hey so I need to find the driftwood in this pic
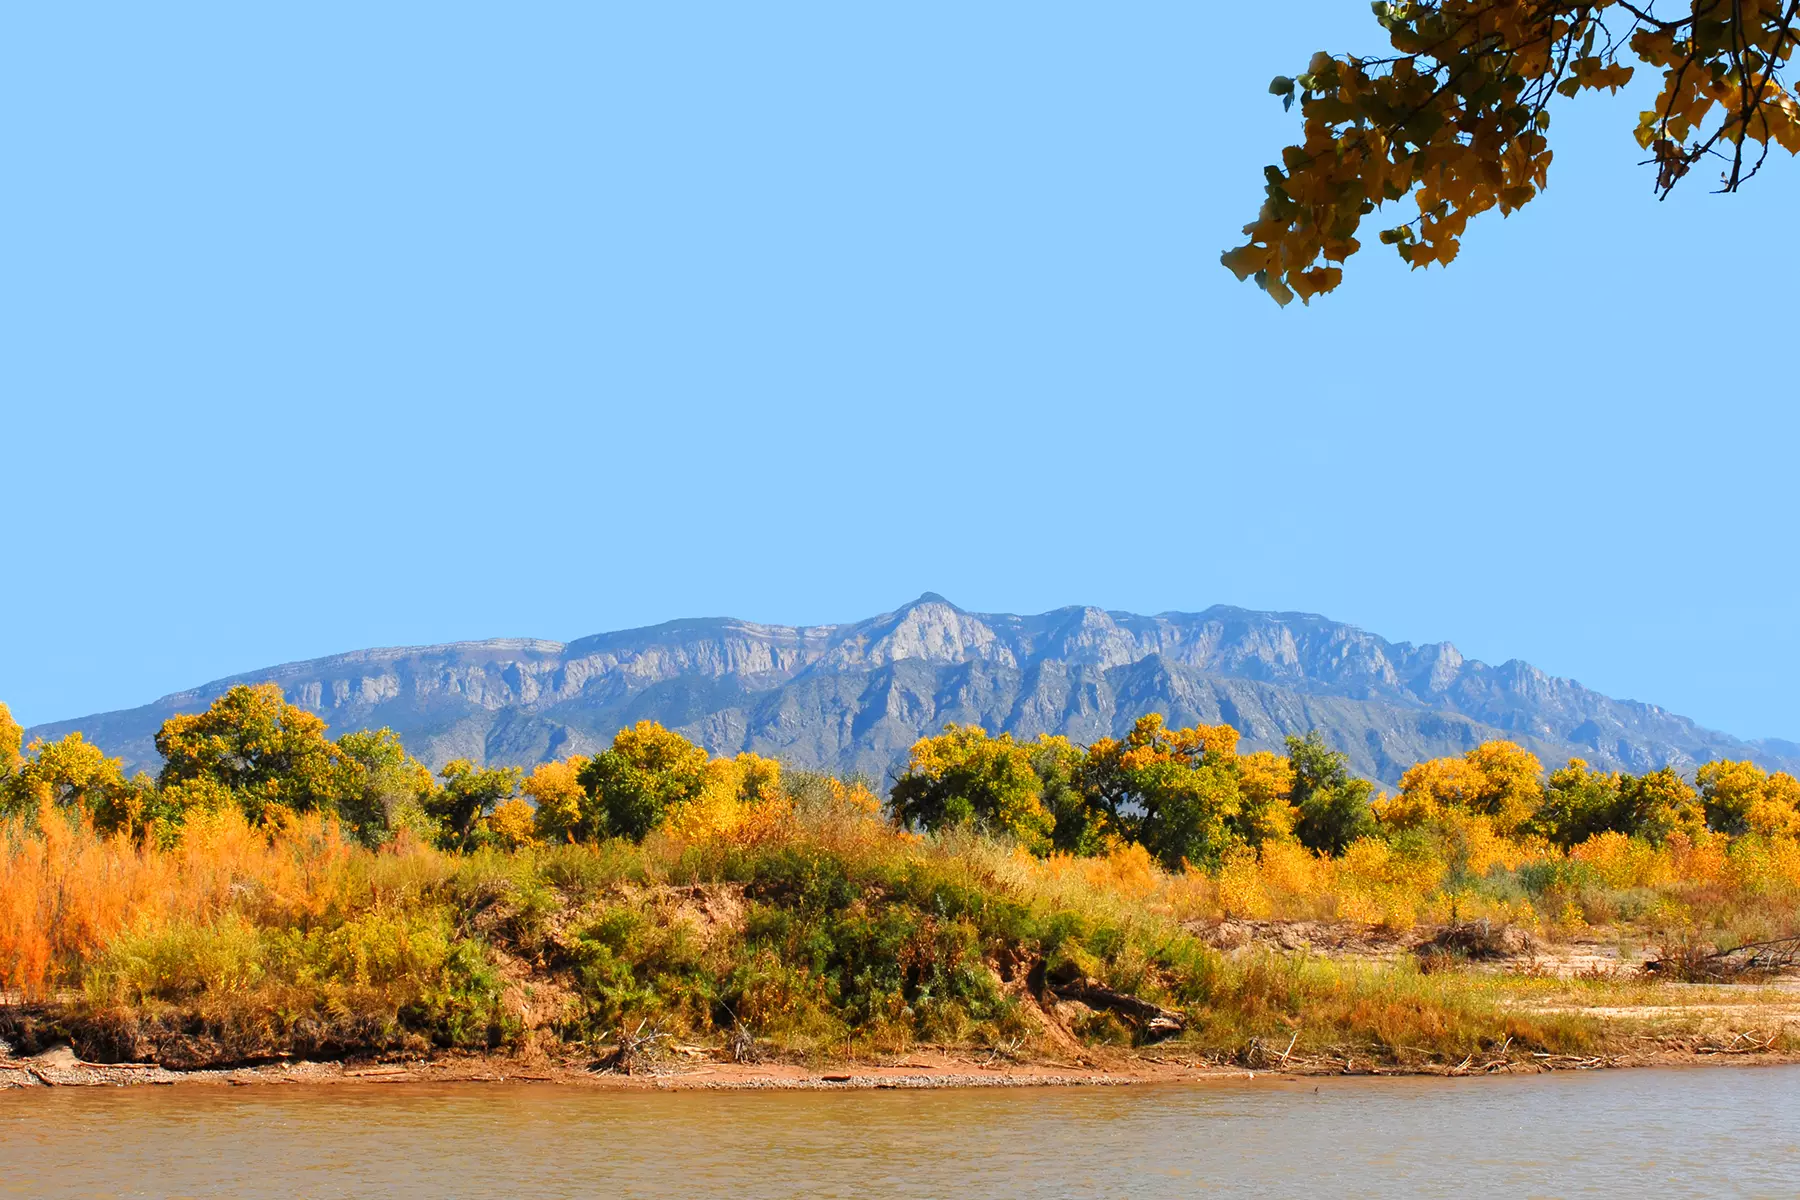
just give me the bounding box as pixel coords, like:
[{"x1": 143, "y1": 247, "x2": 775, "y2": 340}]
[
  {"x1": 728, "y1": 1021, "x2": 763, "y2": 1065},
  {"x1": 1647, "y1": 935, "x2": 1800, "y2": 981},
  {"x1": 1694, "y1": 1030, "x2": 1780, "y2": 1055},
  {"x1": 596, "y1": 1020, "x2": 670, "y2": 1075},
  {"x1": 1029, "y1": 961, "x2": 1186, "y2": 1042}
]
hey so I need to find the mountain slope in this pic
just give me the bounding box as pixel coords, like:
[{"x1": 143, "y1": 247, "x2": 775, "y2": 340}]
[{"x1": 27, "y1": 596, "x2": 1798, "y2": 786}]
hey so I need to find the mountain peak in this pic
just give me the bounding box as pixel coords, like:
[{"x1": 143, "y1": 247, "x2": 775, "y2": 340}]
[{"x1": 25, "y1": 601, "x2": 1797, "y2": 787}]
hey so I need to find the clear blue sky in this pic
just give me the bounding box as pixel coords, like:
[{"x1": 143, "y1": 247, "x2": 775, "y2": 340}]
[{"x1": 3, "y1": 3, "x2": 1795, "y2": 740}]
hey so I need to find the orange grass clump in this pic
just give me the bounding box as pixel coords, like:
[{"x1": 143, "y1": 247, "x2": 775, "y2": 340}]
[{"x1": 0, "y1": 803, "x2": 394, "y2": 999}]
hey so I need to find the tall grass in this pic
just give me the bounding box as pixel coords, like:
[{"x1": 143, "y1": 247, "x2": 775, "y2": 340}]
[{"x1": 4, "y1": 793, "x2": 1789, "y2": 1069}]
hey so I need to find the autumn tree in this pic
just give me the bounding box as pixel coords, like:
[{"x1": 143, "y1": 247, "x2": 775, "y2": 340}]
[
  {"x1": 1227, "y1": 1, "x2": 1800, "y2": 305},
  {"x1": 664, "y1": 750, "x2": 791, "y2": 841},
  {"x1": 523, "y1": 756, "x2": 591, "y2": 843},
  {"x1": 1616, "y1": 765, "x2": 1707, "y2": 843},
  {"x1": 1080, "y1": 714, "x2": 1248, "y2": 871},
  {"x1": 155, "y1": 684, "x2": 359, "y2": 823},
  {"x1": 575, "y1": 721, "x2": 711, "y2": 842},
  {"x1": 1696, "y1": 758, "x2": 1800, "y2": 836},
  {"x1": 0, "y1": 702, "x2": 21, "y2": 780},
  {"x1": 1388, "y1": 740, "x2": 1544, "y2": 833},
  {"x1": 1286, "y1": 732, "x2": 1379, "y2": 855},
  {"x1": 427, "y1": 759, "x2": 524, "y2": 849},
  {"x1": 1534, "y1": 758, "x2": 1707, "y2": 845},
  {"x1": 890, "y1": 725, "x2": 1055, "y2": 854},
  {"x1": 0, "y1": 732, "x2": 155, "y2": 834},
  {"x1": 335, "y1": 727, "x2": 436, "y2": 846},
  {"x1": 1533, "y1": 758, "x2": 1626, "y2": 846},
  {"x1": 486, "y1": 796, "x2": 540, "y2": 849}
]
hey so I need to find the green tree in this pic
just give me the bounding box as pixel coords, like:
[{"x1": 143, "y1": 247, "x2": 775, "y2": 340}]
[
  {"x1": 1533, "y1": 760, "x2": 1706, "y2": 847},
  {"x1": 1286, "y1": 732, "x2": 1377, "y2": 856},
  {"x1": 1615, "y1": 765, "x2": 1706, "y2": 845},
  {"x1": 574, "y1": 721, "x2": 711, "y2": 842},
  {"x1": 1532, "y1": 759, "x2": 1625, "y2": 848},
  {"x1": 1033, "y1": 735, "x2": 1107, "y2": 855},
  {"x1": 890, "y1": 725, "x2": 1056, "y2": 854},
  {"x1": 335, "y1": 727, "x2": 435, "y2": 846},
  {"x1": 1079, "y1": 715, "x2": 1244, "y2": 871},
  {"x1": 426, "y1": 759, "x2": 523, "y2": 849},
  {"x1": 155, "y1": 684, "x2": 359, "y2": 823}
]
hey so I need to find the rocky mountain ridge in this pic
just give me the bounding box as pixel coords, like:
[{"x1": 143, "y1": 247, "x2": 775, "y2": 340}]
[{"x1": 28, "y1": 595, "x2": 1799, "y2": 786}]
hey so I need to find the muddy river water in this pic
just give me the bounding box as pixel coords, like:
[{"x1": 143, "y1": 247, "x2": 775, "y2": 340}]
[{"x1": 4, "y1": 1066, "x2": 1798, "y2": 1198}]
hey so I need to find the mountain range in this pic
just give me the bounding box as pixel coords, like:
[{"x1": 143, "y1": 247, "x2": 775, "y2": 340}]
[{"x1": 27, "y1": 595, "x2": 1800, "y2": 787}]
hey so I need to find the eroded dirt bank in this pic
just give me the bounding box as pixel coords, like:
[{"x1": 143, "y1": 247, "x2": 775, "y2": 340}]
[{"x1": 8, "y1": 1042, "x2": 1800, "y2": 1093}]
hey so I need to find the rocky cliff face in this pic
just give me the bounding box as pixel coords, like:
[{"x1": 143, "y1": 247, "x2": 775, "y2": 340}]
[{"x1": 28, "y1": 595, "x2": 1799, "y2": 786}]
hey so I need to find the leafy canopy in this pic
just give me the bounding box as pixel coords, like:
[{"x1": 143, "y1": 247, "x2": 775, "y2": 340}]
[
  {"x1": 890, "y1": 725, "x2": 1056, "y2": 854},
  {"x1": 1226, "y1": 1, "x2": 1800, "y2": 305},
  {"x1": 428, "y1": 760, "x2": 524, "y2": 849},
  {"x1": 0, "y1": 732, "x2": 154, "y2": 835},
  {"x1": 0, "y1": 702, "x2": 21, "y2": 779},
  {"x1": 894, "y1": 715, "x2": 1305, "y2": 870},
  {"x1": 575, "y1": 720, "x2": 711, "y2": 842},
  {"x1": 155, "y1": 683, "x2": 361, "y2": 823},
  {"x1": 1287, "y1": 732, "x2": 1379, "y2": 855}
]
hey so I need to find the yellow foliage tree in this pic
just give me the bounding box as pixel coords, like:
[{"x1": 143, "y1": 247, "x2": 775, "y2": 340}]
[
  {"x1": 1389, "y1": 741, "x2": 1543, "y2": 832},
  {"x1": 890, "y1": 725, "x2": 1055, "y2": 854},
  {"x1": 1228, "y1": 1, "x2": 1800, "y2": 305},
  {"x1": 0, "y1": 701, "x2": 21, "y2": 780},
  {"x1": 486, "y1": 797, "x2": 540, "y2": 849},
  {"x1": 1385, "y1": 756, "x2": 1484, "y2": 828},
  {"x1": 523, "y1": 756, "x2": 589, "y2": 843},
  {"x1": 1697, "y1": 759, "x2": 1800, "y2": 837},
  {"x1": 1236, "y1": 749, "x2": 1299, "y2": 846},
  {"x1": 664, "y1": 751, "x2": 791, "y2": 841},
  {"x1": 155, "y1": 684, "x2": 359, "y2": 824},
  {"x1": 4, "y1": 733, "x2": 156, "y2": 836},
  {"x1": 1464, "y1": 740, "x2": 1546, "y2": 831}
]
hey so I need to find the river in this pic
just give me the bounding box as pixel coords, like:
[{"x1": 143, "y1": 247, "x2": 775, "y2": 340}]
[{"x1": 4, "y1": 1067, "x2": 1798, "y2": 1197}]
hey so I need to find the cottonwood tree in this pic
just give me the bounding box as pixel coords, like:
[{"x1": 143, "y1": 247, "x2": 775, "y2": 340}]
[
  {"x1": 0, "y1": 702, "x2": 21, "y2": 779},
  {"x1": 156, "y1": 684, "x2": 360, "y2": 823},
  {"x1": 575, "y1": 721, "x2": 711, "y2": 842},
  {"x1": 1226, "y1": 1, "x2": 1800, "y2": 304},
  {"x1": 1286, "y1": 733, "x2": 1378, "y2": 855},
  {"x1": 0, "y1": 731, "x2": 147, "y2": 830},
  {"x1": 428, "y1": 760, "x2": 524, "y2": 849},
  {"x1": 890, "y1": 725, "x2": 1056, "y2": 854}
]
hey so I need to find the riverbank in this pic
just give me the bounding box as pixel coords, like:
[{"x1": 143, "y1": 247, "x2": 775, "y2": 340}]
[
  {"x1": 9, "y1": 767, "x2": 1800, "y2": 1087},
  {"x1": 9, "y1": 921, "x2": 1800, "y2": 1093},
  {"x1": 7, "y1": 1039, "x2": 1800, "y2": 1092}
]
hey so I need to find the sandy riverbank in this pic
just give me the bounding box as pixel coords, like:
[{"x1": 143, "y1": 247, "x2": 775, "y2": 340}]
[{"x1": 7, "y1": 1039, "x2": 1799, "y2": 1093}]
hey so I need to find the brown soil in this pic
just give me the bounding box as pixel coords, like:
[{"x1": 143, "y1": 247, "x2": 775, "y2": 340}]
[
  {"x1": 9, "y1": 919, "x2": 1798, "y2": 1092},
  {"x1": 1191, "y1": 918, "x2": 1652, "y2": 977},
  {"x1": 6, "y1": 1040, "x2": 1798, "y2": 1092}
]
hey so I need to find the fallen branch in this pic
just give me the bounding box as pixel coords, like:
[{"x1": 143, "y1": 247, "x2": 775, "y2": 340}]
[{"x1": 1031, "y1": 961, "x2": 1185, "y2": 1042}]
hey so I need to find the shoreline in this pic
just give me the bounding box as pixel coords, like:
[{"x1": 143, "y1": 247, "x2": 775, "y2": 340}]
[{"x1": 7, "y1": 1044, "x2": 1799, "y2": 1093}]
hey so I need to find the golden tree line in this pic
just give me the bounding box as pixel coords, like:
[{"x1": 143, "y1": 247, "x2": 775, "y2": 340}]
[{"x1": 4, "y1": 685, "x2": 1798, "y2": 870}]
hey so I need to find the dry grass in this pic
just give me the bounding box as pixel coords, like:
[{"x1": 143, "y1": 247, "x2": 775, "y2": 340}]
[{"x1": 4, "y1": 796, "x2": 1798, "y2": 1071}]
